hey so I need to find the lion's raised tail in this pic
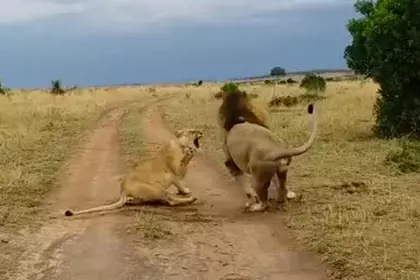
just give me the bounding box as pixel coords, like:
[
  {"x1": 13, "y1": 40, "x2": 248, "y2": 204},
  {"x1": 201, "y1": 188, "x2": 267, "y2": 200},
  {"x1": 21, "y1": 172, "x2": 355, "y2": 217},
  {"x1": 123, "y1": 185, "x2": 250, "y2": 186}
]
[
  {"x1": 265, "y1": 104, "x2": 317, "y2": 161},
  {"x1": 64, "y1": 196, "x2": 127, "y2": 217}
]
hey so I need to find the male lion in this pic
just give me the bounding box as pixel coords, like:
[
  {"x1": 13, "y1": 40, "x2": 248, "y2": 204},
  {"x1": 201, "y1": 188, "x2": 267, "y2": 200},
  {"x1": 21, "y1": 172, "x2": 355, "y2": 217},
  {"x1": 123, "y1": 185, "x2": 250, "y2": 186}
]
[
  {"x1": 218, "y1": 90, "x2": 292, "y2": 208},
  {"x1": 218, "y1": 90, "x2": 317, "y2": 212},
  {"x1": 64, "y1": 128, "x2": 203, "y2": 217}
]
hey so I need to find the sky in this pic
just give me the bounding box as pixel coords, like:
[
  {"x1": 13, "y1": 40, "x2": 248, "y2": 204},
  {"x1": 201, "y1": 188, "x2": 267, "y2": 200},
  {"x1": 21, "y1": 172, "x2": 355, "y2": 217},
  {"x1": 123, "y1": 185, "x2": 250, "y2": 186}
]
[{"x1": 0, "y1": 0, "x2": 357, "y2": 88}]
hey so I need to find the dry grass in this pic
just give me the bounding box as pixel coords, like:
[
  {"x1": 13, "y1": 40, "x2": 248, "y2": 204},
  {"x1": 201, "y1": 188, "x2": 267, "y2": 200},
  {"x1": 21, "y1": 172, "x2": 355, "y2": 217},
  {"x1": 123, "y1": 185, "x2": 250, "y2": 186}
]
[
  {"x1": 155, "y1": 80, "x2": 420, "y2": 280},
  {"x1": 119, "y1": 102, "x2": 148, "y2": 169},
  {"x1": 4, "y1": 80, "x2": 420, "y2": 279},
  {"x1": 0, "y1": 86, "x2": 158, "y2": 231}
]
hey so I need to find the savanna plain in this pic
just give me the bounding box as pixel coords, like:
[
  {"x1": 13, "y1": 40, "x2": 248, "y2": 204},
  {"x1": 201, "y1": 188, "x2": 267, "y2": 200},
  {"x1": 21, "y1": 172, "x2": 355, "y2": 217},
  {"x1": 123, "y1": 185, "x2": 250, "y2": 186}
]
[{"x1": 0, "y1": 79, "x2": 419, "y2": 280}]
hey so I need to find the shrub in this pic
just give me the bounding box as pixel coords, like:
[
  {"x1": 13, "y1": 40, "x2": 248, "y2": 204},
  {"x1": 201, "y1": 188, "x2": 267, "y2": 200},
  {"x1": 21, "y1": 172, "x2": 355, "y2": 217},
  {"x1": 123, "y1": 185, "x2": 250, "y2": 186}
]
[
  {"x1": 286, "y1": 78, "x2": 298, "y2": 84},
  {"x1": 214, "y1": 82, "x2": 245, "y2": 99},
  {"x1": 196, "y1": 80, "x2": 203, "y2": 87},
  {"x1": 269, "y1": 96, "x2": 299, "y2": 107},
  {"x1": 0, "y1": 81, "x2": 11, "y2": 95},
  {"x1": 344, "y1": 0, "x2": 420, "y2": 138},
  {"x1": 268, "y1": 93, "x2": 326, "y2": 108},
  {"x1": 299, "y1": 74, "x2": 326, "y2": 92},
  {"x1": 385, "y1": 141, "x2": 420, "y2": 173},
  {"x1": 147, "y1": 87, "x2": 157, "y2": 93},
  {"x1": 50, "y1": 80, "x2": 65, "y2": 95},
  {"x1": 220, "y1": 82, "x2": 241, "y2": 94}
]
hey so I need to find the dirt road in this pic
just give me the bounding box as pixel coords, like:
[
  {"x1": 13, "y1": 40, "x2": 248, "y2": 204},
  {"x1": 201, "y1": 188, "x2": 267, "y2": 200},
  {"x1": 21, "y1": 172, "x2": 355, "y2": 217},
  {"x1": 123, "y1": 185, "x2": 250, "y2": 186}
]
[{"x1": 10, "y1": 105, "x2": 327, "y2": 280}]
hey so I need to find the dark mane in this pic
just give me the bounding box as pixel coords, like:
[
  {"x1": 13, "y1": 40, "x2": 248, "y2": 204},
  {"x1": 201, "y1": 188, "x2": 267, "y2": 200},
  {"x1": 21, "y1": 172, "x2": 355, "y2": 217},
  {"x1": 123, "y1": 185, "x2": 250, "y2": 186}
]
[{"x1": 218, "y1": 91, "x2": 268, "y2": 131}]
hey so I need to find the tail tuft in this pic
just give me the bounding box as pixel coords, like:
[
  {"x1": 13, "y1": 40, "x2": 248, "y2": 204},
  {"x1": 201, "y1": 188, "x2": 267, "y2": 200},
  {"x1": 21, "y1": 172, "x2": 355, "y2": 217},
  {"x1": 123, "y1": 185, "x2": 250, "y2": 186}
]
[
  {"x1": 65, "y1": 210, "x2": 73, "y2": 216},
  {"x1": 307, "y1": 104, "x2": 314, "y2": 114}
]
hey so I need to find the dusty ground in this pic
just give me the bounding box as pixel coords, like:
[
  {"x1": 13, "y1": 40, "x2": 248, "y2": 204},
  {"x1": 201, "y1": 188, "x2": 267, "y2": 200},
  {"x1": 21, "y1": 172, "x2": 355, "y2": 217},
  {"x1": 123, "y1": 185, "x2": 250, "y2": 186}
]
[
  {"x1": 4, "y1": 101, "x2": 327, "y2": 280},
  {"x1": 3, "y1": 80, "x2": 420, "y2": 280}
]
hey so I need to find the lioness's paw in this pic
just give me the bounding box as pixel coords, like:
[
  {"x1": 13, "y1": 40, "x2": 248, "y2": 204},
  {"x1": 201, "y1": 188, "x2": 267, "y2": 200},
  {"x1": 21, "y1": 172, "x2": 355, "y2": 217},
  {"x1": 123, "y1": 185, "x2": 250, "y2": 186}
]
[{"x1": 178, "y1": 187, "x2": 191, "y2": 195}]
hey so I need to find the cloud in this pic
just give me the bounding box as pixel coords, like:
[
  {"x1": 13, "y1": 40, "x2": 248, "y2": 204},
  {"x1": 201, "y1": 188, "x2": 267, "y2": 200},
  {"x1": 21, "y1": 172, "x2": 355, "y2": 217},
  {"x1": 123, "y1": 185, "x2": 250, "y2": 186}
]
[
  {"x1": 0, "y1": 1, "x2": 84, "y2": 24},
  {"x1": 0, "y1": 0, "x2": 353, "y2": 32}
]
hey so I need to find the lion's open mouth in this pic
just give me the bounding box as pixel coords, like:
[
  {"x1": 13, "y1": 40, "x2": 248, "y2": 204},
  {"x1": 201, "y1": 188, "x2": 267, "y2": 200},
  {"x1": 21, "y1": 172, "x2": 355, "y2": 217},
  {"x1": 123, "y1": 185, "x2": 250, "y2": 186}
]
[{"x1": 193, "y1": 138, "x2": 200, "y2": 148}]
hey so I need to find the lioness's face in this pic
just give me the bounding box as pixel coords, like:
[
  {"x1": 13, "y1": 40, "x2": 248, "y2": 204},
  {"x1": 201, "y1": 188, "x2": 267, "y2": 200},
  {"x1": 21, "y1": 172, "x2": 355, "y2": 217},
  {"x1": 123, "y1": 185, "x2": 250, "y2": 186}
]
[{"x1": 175, "y1": 128, "x2": 203, "y2": 151}]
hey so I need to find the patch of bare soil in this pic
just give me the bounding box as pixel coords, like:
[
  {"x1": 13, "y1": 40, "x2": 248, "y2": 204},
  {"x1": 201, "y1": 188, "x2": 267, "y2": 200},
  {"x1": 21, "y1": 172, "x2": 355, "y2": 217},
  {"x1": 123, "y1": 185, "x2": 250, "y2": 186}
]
[
  {"x1": 7, "y1": 108, "x2": 146, "y2": 280},
  {"x1": 7, "y1": 103, "x2": 327, "y2": 280},
  {"x1": 131, "y1": 107, "x2": 328, "y2": 280}
]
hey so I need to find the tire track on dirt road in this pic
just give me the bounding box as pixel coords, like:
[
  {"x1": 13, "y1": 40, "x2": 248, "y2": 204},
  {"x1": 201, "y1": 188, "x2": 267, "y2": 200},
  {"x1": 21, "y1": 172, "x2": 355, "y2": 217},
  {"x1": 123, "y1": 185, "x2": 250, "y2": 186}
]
[
  {"x1": 7, "y1": 97, "x2": 169, "y2": 280},
  {"x1": 9, "y1": 99, "x2": 327, "y2": 280},
  {"x1": 136, "y1": 107, "x2": 328, "y2": 280},
  {"x1": 11, "y1": 107, "x2": 147, "y2": 280}
]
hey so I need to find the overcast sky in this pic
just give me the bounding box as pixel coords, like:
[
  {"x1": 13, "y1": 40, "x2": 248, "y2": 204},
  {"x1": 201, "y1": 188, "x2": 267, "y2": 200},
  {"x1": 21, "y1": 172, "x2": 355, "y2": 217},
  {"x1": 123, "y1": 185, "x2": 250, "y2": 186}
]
[{"x1": 0, "y1": 0, "x2": 356, "y2": 88}]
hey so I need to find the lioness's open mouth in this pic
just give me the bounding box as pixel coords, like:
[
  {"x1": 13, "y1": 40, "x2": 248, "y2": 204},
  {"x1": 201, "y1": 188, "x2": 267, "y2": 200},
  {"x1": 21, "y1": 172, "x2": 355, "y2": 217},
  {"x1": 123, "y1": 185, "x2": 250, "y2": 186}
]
[{"x1": 193, "y1": 138, "x2": 200, "y2": 148}]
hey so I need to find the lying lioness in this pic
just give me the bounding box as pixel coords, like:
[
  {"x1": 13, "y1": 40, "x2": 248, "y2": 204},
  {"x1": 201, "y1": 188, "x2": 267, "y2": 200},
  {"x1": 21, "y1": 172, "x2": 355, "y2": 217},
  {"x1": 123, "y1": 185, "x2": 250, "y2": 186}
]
[{"x1": 64, "y1": 128, "x2": 203, "y2": 217}]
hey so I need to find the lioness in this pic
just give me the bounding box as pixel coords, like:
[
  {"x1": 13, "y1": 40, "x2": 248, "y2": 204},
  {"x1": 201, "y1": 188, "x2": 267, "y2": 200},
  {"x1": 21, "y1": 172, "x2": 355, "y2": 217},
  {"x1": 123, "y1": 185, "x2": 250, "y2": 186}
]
[
  {"x1": 64, "y1": 128, "x2": 203, "y2": 217},
  {"x1": 218, "y1": 90, "x2": 293, "y2": 208}
]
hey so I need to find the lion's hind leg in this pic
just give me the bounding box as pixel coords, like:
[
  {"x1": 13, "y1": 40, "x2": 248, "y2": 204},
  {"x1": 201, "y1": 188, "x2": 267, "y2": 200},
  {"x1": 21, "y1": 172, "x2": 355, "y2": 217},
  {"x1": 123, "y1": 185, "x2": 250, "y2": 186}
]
[
  {"x1": 248, "y1": 160, "x2": 277, "y2": 212},
  {"x1": 274, "y1": 170, "x2": 296, "y2": 204}
]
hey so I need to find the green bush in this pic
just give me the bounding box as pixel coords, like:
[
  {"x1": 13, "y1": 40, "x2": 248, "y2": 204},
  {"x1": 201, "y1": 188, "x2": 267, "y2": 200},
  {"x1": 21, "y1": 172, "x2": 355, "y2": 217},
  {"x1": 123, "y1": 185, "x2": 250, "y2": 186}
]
[
  {"x1": 299, "y1": 74, "x2": 326, "y2": 92},
  {"x1": 50, "y1": 80, "x2": 65, "y2": 95},
  {"x1": 344, "y1": 0, "x2": 420, "y2": 139},
  {"x1": 286, "y1": 78, "x2": 298, "y2": 84},
  {"x1": 220, "y1": 82, "x2": 242, "y2": 94},
  {"x1": 0, "y1": 81, "x2": 11, "y2": 95},
  {"x1": 214, "y1": 82, "x2": 245, "y2": 99},
  {"x1": 385, "y1": 141, "x2": 420, "y2": 173},
  {"x1": 269, "y1": 96, "x2": 299, "y2": 107},
  {"x1": 268, "y1": 93, "x2": 326, "y2": 108}
]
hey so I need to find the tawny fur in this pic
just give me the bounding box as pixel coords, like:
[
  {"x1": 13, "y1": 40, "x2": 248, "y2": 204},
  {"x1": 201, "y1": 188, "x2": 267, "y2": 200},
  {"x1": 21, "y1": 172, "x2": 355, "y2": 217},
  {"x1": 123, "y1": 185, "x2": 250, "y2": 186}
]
[
  {"x1": 218, "y1": 90, "x2": 317, "y2": 212},
  {"x1": 217, "y1": 90, "x2": 293, "y2": 209},
  {"x1": 64, "y1": 128, "x2": 203, "y2": 217},
  {"x1": 227, "y1": 105, "x2": 317, "y2": 212}
]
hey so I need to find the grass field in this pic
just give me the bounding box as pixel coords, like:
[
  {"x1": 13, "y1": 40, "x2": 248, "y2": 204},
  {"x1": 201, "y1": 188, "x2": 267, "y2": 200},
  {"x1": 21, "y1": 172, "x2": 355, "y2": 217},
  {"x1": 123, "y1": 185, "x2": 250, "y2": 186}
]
[
  {"x1": 156, "y1": 80, "x2": 420, "y2": 280},
  {"x1": 1, "y1": 80, "x2": 420, "y2": 279},
  {"x1": 0, "y1": 86, "x2": 156, "y2": 231}
]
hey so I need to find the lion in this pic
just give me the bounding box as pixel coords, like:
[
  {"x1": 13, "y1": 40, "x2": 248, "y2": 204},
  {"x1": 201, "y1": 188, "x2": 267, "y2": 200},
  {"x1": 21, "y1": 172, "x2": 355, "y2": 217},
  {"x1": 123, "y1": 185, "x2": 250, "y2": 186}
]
[
  {"x1": 64, "y1": 128, "x2": 204, "y2": 217},
  {"x1": 218, "y1": 90, "x2": 317, "y2": 212},
  {"x1": 217, "y1": 90, "x2": 293, "y2": 207}
]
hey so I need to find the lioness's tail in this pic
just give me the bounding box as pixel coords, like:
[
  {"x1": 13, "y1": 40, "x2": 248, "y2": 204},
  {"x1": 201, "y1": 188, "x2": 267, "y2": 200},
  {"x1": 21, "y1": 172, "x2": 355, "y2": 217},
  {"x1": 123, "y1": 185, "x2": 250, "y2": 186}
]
[
  {"x1": 265, "y1": 104, "x2": 317, "y2": 161},
  {"x1": 64, "y1": 196, "x2": 127, "y2": 217}
]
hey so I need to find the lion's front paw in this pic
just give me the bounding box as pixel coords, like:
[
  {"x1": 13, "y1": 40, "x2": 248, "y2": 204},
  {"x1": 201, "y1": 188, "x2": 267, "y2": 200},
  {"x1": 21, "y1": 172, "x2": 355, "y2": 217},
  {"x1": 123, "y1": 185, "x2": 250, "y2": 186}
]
[
  {"x1": 248, "y1": 203, "x2": 267, "y2": 212},
  {"x1": 178, "y1": 187, "x2": 191, "y2": 195}
]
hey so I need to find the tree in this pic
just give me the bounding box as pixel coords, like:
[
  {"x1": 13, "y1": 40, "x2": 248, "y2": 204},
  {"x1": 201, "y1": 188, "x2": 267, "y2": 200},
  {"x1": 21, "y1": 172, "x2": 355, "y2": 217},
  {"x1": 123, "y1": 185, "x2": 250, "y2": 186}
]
[
  {"x1": 51, "y1": 79, "x2": 65, "y2": 95},
  {"x1": 270, "y1": 67, "x2": 286, "y2": 76},
  {"x1": 344, "y1": 0, "x2": 420, "y2": 138},
  {"x1": 0, "y1": 80, "x2": 10, "y2": 95}
]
